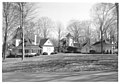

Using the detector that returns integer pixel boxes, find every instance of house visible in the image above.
[91,40,114,53]
[66,33,74,46]
[39,38,54,55]
[60,33,80,53]
[81,42,91,53]
[11,35,41,56]
[10,27,41,56]
[66,33,80,47]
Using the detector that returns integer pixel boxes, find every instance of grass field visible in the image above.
[2,53,118,82]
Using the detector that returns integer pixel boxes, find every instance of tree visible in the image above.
[67,20,90,47]
[2,2,19,61]
[115,3,119,48]
[17,2,35,60]
[24,21,36,38]
[91,3,117,53]
[67,20,81,46]
[37,17,54,38]
[56,21,64,52]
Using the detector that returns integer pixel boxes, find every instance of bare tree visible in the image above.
[67,20,81,46]
[91,3,117,53]
[56,21,64,52]
[24,21,36,38]
[37,17,54,38]
[17,2,35,60]
[115,3,119,48]
[2,2,19,61]
[67,20,89,47]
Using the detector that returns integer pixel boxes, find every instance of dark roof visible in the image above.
[28,35,40,44]
[92,40,105,45]
[92,40,112,46]
[15,44,41,49]
[13,27,22,39]
[82,42,87,47]
[66,33,72,38]
[39,38,48,47]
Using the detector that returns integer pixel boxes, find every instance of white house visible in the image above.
[66,33,74,46]
[39,38,54,55]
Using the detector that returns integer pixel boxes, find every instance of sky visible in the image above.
[35,3,95,27]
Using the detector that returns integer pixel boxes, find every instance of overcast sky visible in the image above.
[35,3,95,27]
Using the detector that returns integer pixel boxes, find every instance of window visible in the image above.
[19,49,22,53]
[47,47,51,51]
[32,49,34,53]
[25,49,29,53]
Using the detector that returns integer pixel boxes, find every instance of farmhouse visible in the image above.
[65,33,80,47]
[11,35,41,56]
[91,40,114,53]
[10,27,41,56]
[39,38,54,55]
[66,33,74,46]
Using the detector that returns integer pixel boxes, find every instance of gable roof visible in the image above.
[13,27,22,40]
[39,38,48,47]
[92,40,113,46]
[15,44,41,50]
[28,35,41,44]
[82,42,87,47]
[66,33,72,38]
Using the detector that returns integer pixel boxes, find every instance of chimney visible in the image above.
[16,39,20,46]
[34,35,37,45]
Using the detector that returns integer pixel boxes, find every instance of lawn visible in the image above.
[3,54,118,72]
[2,53,118,82]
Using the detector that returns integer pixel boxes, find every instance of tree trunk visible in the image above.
[2,14,8,61]
[115,3,119,49]
[100,25,103,54]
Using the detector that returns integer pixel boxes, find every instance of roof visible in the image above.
[66,33,72,38]
[18,37,33,46]
[92,40,113,46]
[15,44,41,49]
[39,38,48,47]
[82,42,87,47]
[13,27,22,39]
[28,35,41,44]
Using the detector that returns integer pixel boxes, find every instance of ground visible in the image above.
[2,53,118,82]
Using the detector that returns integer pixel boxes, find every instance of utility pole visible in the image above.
[19,3,25,60]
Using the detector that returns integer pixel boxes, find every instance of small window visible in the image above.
[19,49,22,53]
[25,49,29,53]
[32,49,34,53]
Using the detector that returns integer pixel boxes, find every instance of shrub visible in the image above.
[51,52,55,55]
[67,46,78,53]
[90,50,96,54]
[43,52,48,55]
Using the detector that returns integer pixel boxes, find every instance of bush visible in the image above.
[90,50,96,54]
[51,52,55,55]
[67,46,78,53]
[43,52,48,55]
